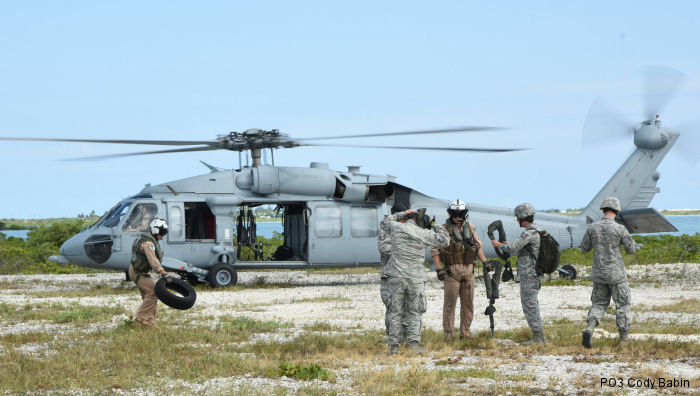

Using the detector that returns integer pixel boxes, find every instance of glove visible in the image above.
[436,268,446,281]
[446,268,453,277]
[161,273,173,283]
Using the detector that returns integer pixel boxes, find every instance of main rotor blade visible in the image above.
[295,126,508,141]
[64,146,218,161]
[304,143,526,152]
[644,66,685,120]
[582,98,634,149]
[0,137,217,146]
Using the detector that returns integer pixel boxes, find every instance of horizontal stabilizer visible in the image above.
[615,208,678,234]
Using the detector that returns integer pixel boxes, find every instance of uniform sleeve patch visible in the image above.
[149,245,156,251]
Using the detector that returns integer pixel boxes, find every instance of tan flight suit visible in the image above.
[432,221,482,339]
[129,234,165,326]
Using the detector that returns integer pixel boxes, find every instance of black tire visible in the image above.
[558,264,578,280]
[154,277,197,310]
[207,263,238,288]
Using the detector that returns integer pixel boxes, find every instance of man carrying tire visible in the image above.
[129,218,170,328]
[431,199,488,341]
[580,197,637,348]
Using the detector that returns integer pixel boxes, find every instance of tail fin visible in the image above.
[579,130,679,223]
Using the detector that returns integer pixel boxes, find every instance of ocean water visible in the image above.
[2,217,698,240]
[643,215,700,237]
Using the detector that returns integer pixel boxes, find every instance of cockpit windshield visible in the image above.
[92,201,132,229]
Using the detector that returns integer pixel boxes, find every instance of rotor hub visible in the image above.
[216,129,301,151]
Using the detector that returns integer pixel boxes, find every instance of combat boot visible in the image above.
[618,330,629,345]
[388,345,399,355]
[409,342,427,354]
[520,330,547,345]
[582,329,593,348]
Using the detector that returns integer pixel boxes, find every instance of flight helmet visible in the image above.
[447,199,468,219]
[149,218,169,236]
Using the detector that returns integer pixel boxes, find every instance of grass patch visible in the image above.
[637,298,700,314]
[0,302,127,324]
[0,317,299,393]
[23,285,134,298]
[217,316,291,334]
[278,362,332,381]
[303,321,345,332]
[288,296,351,304]
[305,267,379,275]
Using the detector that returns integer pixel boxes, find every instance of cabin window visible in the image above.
[102,201,131,228]
[122,203,158,233]
[314,206,342,238]
[169,205,183,238]
[350,206,377,237]
[185,202,216,240]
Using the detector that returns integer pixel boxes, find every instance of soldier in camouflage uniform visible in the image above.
[382,208,449,354]
[129,218,170,327]
[492,203,546,344]
[378,203,409,336]
[431,199,488,341]
[580,197,637,348]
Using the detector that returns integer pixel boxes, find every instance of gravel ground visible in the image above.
[1,263,699,395]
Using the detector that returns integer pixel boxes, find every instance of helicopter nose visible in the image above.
[60,233,91,266]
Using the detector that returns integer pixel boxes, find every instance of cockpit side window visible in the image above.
[101,201,132,228]
[122,203,158,233]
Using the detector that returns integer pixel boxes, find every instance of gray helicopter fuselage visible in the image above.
[54,123,679,277]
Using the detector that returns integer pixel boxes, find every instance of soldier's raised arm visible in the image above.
[380,211,405,232]
[428,223,449,249]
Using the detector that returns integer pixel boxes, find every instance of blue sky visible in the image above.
[1,1,698,218]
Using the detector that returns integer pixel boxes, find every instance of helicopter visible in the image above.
[1,118,679,288]
[1,68,686,288]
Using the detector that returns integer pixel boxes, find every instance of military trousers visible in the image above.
[380,276,408,336]
[442,263,474,338]
[587,281,631,332]
[128,265,158,326]
[519,273,543,333]
[387,277,427,345]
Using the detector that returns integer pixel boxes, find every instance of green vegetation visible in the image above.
[277,362,331,381]
[660,209,700,215]
[0,220,93,274]
[236,233,284,260]
[0,215,100,229]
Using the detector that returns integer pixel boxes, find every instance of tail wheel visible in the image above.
[206,263,238,288]
[558,264,578,280]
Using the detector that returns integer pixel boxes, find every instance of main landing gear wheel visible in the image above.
[207,263,238,288]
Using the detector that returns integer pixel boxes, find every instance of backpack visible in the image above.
[534,229,560,275]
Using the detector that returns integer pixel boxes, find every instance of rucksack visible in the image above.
[534,229,560,275]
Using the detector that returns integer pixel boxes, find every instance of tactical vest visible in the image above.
[439,221,478,267]
[130,233,163,274]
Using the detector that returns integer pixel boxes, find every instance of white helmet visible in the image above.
[447,199,468,218]
[149,218,169,236]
